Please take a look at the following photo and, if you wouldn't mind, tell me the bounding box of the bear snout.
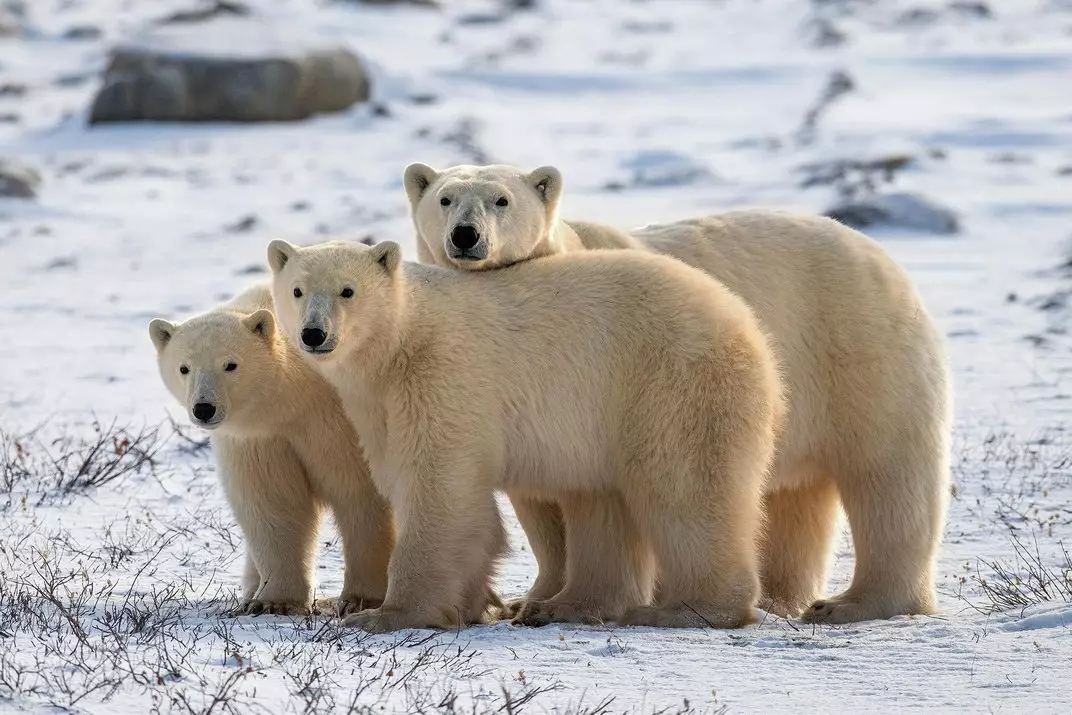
[301,327,328,349]
[192,402,217,423]
[449,225,487,261]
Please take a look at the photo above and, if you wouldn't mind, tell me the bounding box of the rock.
[63,25,103,40]
[621,149,715,189]
[158,1,250,24]
[337,0,439,7]
[825,192,959,234]
[89,18,370,124]
[225,214,259,233]
[0,159,41,198]
[804,16,846,47]
[949,1,991,18]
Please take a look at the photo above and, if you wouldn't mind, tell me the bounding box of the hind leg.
[503,495,566,617]
[802,447,947,624]
[759,477,841,618]
[513,492,654,626]
[618,470,762,629]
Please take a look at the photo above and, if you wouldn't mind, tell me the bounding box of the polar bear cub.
[149,284,395,616]
[405,162,952,626]
[267,239,782,633]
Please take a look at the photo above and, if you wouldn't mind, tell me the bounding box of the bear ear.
[243,309,275,341]
[267,240,299,274]
[369,241,402,275]
[148,319,177,352]
[403,163,439,206]
[524,166,563,209]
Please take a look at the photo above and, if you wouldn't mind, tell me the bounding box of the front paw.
[334,594,385,617]
[511,599,609,627]
[228,598,312,617]
[342,607,449,633]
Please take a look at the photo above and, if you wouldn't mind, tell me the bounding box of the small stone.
[825,192,959,234]
[225,214,259,233]
[949,1,991,18]
[0,159,41,198]
[621,149,715,189]
[158,1,250,24]
[63,25,103,40]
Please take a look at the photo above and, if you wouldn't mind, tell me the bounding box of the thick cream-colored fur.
[149,285,395,616]
[406,163,952,625]
[268,239,782,633]
[405,163,651,622]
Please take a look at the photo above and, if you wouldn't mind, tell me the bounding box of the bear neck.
[544,219,586,255]
[337,270,413,387]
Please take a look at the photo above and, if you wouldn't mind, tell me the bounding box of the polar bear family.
[150,162,951,632]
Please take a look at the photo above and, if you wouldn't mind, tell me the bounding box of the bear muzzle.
[299,325,338,354]
[191,401,224,428]
[448,224,488,262]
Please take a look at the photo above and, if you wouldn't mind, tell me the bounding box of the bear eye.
[225,362,238,372]
[293,287,303,298]
[340,287,354,299]
[495,197,508,207]
[179,365,189,375]
[440,197,451,207]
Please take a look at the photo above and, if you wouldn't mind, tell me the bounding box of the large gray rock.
[89,19,370,124]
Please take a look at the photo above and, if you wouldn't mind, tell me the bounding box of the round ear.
[403,163,439,206]
[267,240,299,274]
[148,319,177,352]
[369,241,402,275]
[524,166,563,210]
[243,309,275,341]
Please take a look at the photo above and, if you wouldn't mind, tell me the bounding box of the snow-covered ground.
[2,0,1072,712]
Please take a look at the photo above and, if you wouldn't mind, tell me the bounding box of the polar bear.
[149,284,395,616]
[267,239,782,633]
[404,162,952,626]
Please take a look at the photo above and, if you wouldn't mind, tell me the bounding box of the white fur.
[268,239,782,632]
[407,162,952,625]
[149,285,395,616]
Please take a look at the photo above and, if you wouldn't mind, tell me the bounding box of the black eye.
[496,197,508,207]
[340,287,354,299]
[179,365,189,375]
[293,287,303,298]
[225,362,238,372]
[440,197,451,207]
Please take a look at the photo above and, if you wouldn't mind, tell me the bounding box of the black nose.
[450,225,480,250]
[301,327,327,348]
[192,402,216,422]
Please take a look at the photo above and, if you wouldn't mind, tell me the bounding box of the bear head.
[149,306,278,432]
[403,162,563,271]
[268,239,403,364]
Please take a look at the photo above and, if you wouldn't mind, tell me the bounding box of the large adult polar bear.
[267,239,782,632]
[404,162,952,625]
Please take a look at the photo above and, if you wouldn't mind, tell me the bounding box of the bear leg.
[802,445,947,624]
[759,477,840,618]
[513,491,653,626]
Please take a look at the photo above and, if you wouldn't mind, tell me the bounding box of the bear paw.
[334,594,385,617]
[511,599,610,627]
[228,599,312,617]
[801,591,932,624]
[342,607,444,633]
[618,605,755,629]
